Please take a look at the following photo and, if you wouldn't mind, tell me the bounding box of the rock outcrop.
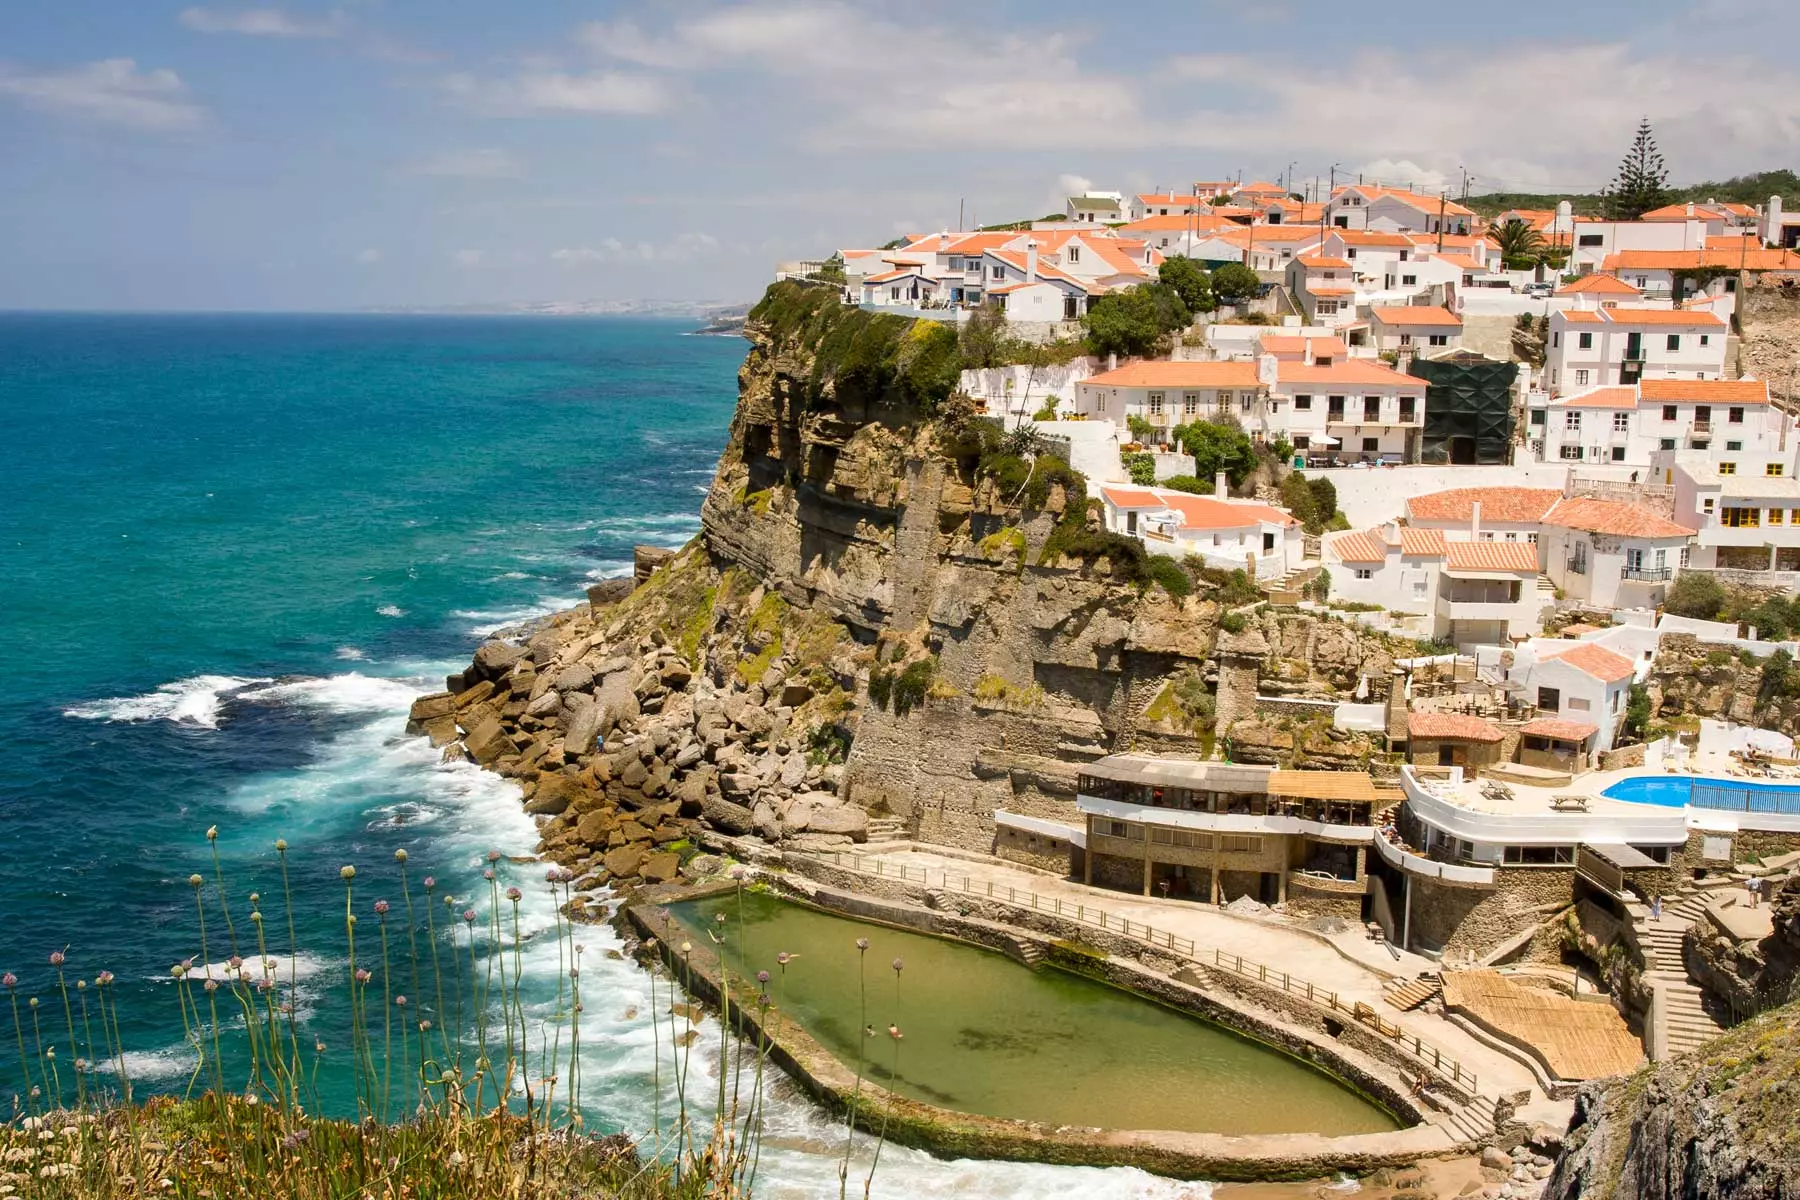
[1545,997,1800,1200]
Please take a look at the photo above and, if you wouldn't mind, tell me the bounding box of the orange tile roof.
[1076,237,1158,277]
[1604,248,1800,271]
[1399,527,1449,556]
[1160,493,1296,529]
[864,268,932,284]
[1638,378,1769,404]
[941,232,1025,256]
[1639,202,1755,222]
[1553,387,1640,409]
[1296,255,1352,268]
[1407,487,1563,523]
[1257,334,1348,356]
[1544,641,1636,684]
[1370,305,1463,327]
[1542,497,1696,540]
[1331,229,1416,247]
[989,281,1056,294]
[1599,308,1726,327]
[1519,717,1599,742]
[1557,274,1641,296]
[1409,711,1506,743]
[1560,310,1606,324]
[1082,361,1264,388]
[1137,193,1205,207]
[1099,486,1166,509]
[985,249,1087,289]
[1306,286,1355,295]
[1329,529,1389,563]
[1433,253,1484,271]
[1444,541,1540,571]
[1336,185,1476,218]
[1275,359,1425,387]
[1119,214,1231,234]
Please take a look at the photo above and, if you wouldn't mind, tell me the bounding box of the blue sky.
[2,1,1796,310]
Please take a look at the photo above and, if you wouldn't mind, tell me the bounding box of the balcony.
[1565,557,1588,575]
[1435,592,1525,623]
[1693,419,1712,433]
[1621,566,1672,582]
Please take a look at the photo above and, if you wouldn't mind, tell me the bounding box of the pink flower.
[395,995,407,1007]
[487,850,501,863]
[95,971,113,987]
[373,900,390,916]
[463,909,477,924]
[422,877,435,891]
[506,887,522,902]
[354,968,371,984]
[2,973,16,988]
[49,952,64,968]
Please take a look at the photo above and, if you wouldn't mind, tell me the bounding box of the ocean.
[0,313,1201,1198]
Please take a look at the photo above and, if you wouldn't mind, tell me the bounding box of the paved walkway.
[842,845,1564,1118]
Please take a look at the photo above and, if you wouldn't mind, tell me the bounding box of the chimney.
[1382,520,1399,544]
[1215,470,1229,498]
[1470,500,1482,541]
[1107,351,1118,371]
[1026,239,1038,283]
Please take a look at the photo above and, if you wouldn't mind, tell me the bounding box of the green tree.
[1307,476,1338,526]
[1280,471,1319,528]
[1210,263,1262,306]
[1123,452,1157,485]
[1158,256,1214,314]
[1490,219,1545,269]
[1172,420,1257,488]
[1126,414,1155,444]
[1082,283,1192,358]
[1159,474,1211,494]
[1309,567,1332,604]
[814,253,846,284]
[1622,682,1653,742]
[1604,118,1671,221]
[1664,571,1726,620]
[957,303,1009,368]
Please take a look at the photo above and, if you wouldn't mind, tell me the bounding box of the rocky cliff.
[1545,995,1800,1200]
[1649,633,1800,736]
[408,283,1409,885]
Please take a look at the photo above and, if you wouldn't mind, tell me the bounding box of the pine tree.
[1605,118,1671,220]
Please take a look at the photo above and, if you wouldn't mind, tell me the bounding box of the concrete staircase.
[1441,1093,1500,1146]
[1638,888,1732,1059]
[864,816,908,845]
[1011,938,1046,968]
[1385,974,1443,1012]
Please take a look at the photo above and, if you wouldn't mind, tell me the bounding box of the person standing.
[1651,894,1663,921]
[1748,876,1762,909]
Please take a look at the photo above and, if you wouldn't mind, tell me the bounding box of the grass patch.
[971,674,1046,710]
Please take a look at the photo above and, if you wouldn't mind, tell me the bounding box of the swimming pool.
[1604,775,1800,816]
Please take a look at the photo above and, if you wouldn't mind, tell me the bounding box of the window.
[1578,332,1593,349]
[1565,412,1582,430]
[1402,274,1417,285]
[1729,406,1745,423]
[1694,441,1710,451]
[1659,438,1676,450]
[1429,334,1448,346]
[1503,846,1574,865]
[1148,391,1164,415]
[1346,247,1357,258]
[1560,445,1584,460]
[1722,506,1760,527]
[1611,446,1626,462]
[1579,233,1604,247]
[1663,405,1678,421]
[1067,246,1080,263]
[1530,410,1546,426]
[1719,462,1737,475]
[1667,334,1681,351]
[1553,332,1561,348]
[1727,441,1743,452]
[1537,686,1560,711]
[1293,436,1310,450]
[1354,568,1372,580]
[1317,299,1339,315]
[1399,333,1413,347]
[1219,834,1263,854]
[1701,334,1711,346]
[1364,397,1380,421]
[1215,390,1232,411]
[1569,697,1591,712]
[1613,412,1630,432]
[1702,498,1715,515]
[1294,394,1313,411]
[1770,508,1785,525]
[991,265,1004,279]
[1362,437,1379,452]
[1773,464,1788,477]
[1575,369,1590,386]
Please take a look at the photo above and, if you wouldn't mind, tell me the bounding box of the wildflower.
[395,995,406,1007]
[28,998,37,1009]
[248,893,259,903]
[243,1092,259,1106]
[373,900,390,916]
[48,952,63,968]
[756,970,770,984]
[229,956,243,970]
[394,848,408,863]
[487,850,501,863]
[679,942,692,955]
[856,938,869,952]
[340,866,355,880]
[506,887,522,902]
[204,980,218,993]
[250,911,263,923]
[188,874,204,888]
[2,973,16,989]
[483,869,495,881]
[313,1041,326,1054]
[419,1020,431,1032]
[95,971,113,987]
[206,826,218,841]
[893,958,904,974]
[462,909,476,924]
[715,912,727,924]
[274,839,288,852]
[354,969,371,984]
[775,951,792,967]
[423,877,435,891]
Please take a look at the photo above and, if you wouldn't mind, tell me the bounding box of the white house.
[1129,192,1211,221]
[1537,496,1695,611]
[1067,191,1126,224]
[1566,219,1713,275]
[1669,451,1800,575]
[1262,357,1429,463]
[1073,361,1268,442]
[1099,485,1302,578]
[859,268,942,308]
[1404,486,1563,543]
[1367,306,1464,355]
[1555,273,1643,310]
[1504,639,1639,753]
[1598,247,1800,300]
[1544,306,1729,392]
[1323,524,1544,648]
[1116,213,1235,256]
[1529,378,1784,468]
[1325,185,1474,235]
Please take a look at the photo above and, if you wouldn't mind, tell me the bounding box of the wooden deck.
[1442,969,1643,1081]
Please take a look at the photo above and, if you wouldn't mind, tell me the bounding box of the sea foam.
[64,675,275,729]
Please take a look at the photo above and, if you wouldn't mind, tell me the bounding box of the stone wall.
[992,825,1077,875]
[1596,742,1646,772]
[1408,868,1573,959]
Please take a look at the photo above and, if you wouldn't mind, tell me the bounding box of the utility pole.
[958,198,965,231]
[1437,193,1447,254]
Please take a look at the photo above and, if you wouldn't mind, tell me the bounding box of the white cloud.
[0,59,205,131]
[442,69,673,116]
[453,249,484,267]
[551,233,720,264]
[355,248,382,264]
[178,7,347,38]
[406,148,523,179]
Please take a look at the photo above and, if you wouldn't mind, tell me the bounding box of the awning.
[1443,567,1532,580]
[1519,717,1599,742]
[1308,434,1340,446]
[1584,843,1663,870]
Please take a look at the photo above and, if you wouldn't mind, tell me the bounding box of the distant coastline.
[358,299,749,319]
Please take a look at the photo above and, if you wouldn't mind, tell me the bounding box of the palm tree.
[1490,219,1545,267]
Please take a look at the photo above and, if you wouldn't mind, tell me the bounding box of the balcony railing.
[1621,566,1672,582]
[1565,557,1588,575]
[1693,420,1712,432]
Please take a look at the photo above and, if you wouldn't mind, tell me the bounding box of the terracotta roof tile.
[1544,641,1636,684]
[1275,360,1424,387]
[1560,310,1605,324]
[1557,274,1641,296]
[1399,528,1448,556]
[1370,305,1463,327]
[1099,486,1165,509]
[1328,529,1389,564]
[1542,497,1695,539]
[1406,487,1563,524]
[1599,308,1726,327]
[1408,711,1506,743]
[1159,493,1297,529]
[1519,717,1599,741]
[1444,541,1540,571]
[1554,387,1640,409]
[1330,229,1416,247]
[1638,378,1769,404]
[1296,255,1352,268]
[1603,248,1800,271]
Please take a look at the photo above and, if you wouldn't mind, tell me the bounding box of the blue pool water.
[1604,775,1800,814]
[1601,776,1698,808]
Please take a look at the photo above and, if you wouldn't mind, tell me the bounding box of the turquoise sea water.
[0,314,1204,1199]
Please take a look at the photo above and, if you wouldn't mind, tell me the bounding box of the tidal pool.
[667,891,1402,1137]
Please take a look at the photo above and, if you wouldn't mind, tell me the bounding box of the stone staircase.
[864,816,908,845]
[1011,938,1046,968]
[1637,888,1732,1059]
[1385,974,1443,1012]
[1263,562,1319,603]
[1440,1093,1500,1146]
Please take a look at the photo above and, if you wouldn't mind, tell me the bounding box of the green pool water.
[666,891,1402,1137]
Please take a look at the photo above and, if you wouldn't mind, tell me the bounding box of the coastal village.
[409,138,1800,1199]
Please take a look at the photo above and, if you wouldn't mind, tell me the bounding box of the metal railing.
[1621,566,1673,581]
[1212,951,1479,1092]
[1565,557,1588,575]
[813,850,1196,955]
[808,849,1480,1094]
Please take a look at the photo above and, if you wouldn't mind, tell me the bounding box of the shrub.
[1146,554,1192,598]
[892,657,937,715]
[1308,567,1331,603]
[1160,474,1212,494]
[1126,414,1156,444]
[1171,420,1257,488]
[1623,682,1653,741]
[867,664,894,709]
[1123,451,1157,485]
[1031,396,1060,421]
[1220,612,1247,634]
[1210,262,1262,305]
[1082,282,1192,358]
[1665,572,1727,620]
[1197,566,1261,607]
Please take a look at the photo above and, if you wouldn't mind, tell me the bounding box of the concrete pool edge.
[621,879,1480,1182]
